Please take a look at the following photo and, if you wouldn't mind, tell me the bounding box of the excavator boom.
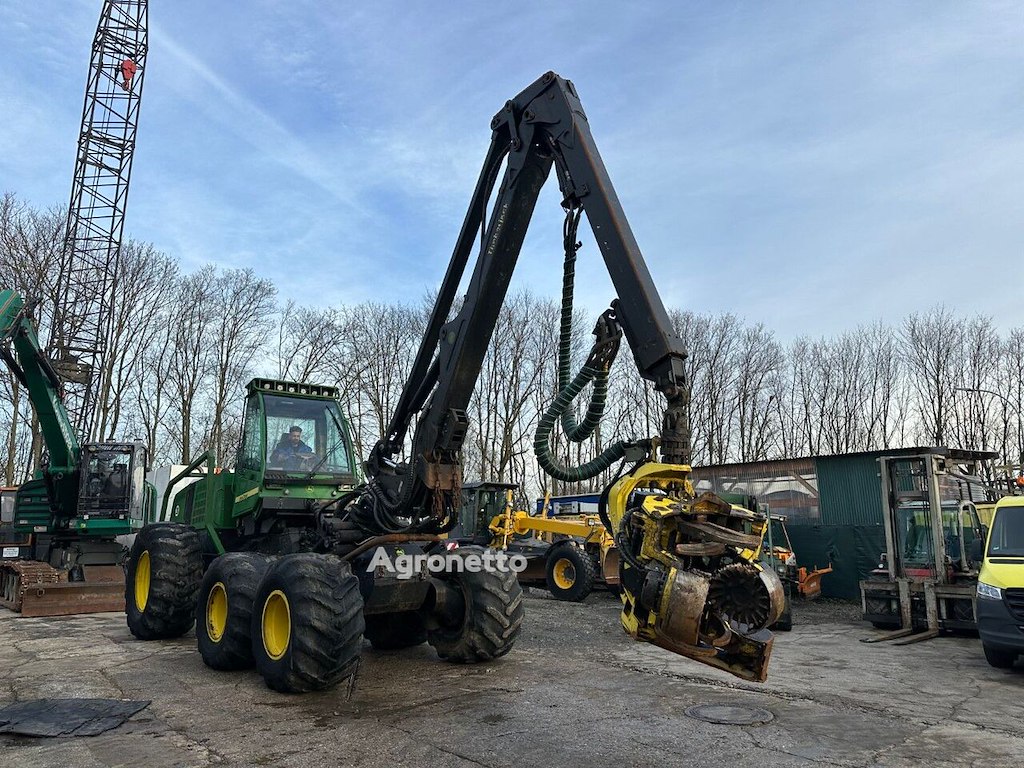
[0,290,152,616]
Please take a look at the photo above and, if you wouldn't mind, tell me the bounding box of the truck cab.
[76,442,151,524]
[975,496,1024,668]
[9,442,153,541]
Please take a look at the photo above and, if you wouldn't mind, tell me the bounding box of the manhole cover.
[684,704,774,726]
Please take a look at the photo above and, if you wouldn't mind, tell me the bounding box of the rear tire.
[865,595,898,629]
[126,523,203,640]
[427,547,523,662]
[251,553,364,693]
[545,542,597,602]
[196,553,271,670]
[364,611,427,650]
[983,643,1017,669]
[773,591,793,631]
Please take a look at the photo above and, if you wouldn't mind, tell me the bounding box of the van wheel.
[983,643,1017,669]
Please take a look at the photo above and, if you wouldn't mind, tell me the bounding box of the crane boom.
[0,292,80,514]
[51,0,149,440]
[362,72,689,526]
[350,72,783,681]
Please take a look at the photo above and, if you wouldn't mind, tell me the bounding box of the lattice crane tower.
[51,0,148,440]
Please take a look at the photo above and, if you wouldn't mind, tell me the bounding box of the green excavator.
[0,290,154,616]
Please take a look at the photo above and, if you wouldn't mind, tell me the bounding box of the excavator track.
[0,561,124,617]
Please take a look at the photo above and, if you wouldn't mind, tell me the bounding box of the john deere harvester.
[128,71,787,694]
[127,378,522,693]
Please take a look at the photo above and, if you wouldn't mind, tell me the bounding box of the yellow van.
[975,496,1024,668]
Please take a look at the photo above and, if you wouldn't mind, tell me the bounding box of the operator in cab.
[269,425,316,470]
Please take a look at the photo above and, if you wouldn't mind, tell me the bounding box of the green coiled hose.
[534,204,627,483]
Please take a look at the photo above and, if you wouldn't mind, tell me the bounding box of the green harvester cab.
[165,378,361,557]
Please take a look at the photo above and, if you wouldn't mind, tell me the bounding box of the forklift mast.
[360,72,689,531]
[879,453,987,582]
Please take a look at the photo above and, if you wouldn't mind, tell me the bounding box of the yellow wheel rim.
[262,589,291,660]
[134,550,151,612]
[206,582,228,642]
[552,558,576,590]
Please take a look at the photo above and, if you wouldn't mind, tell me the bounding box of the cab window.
[262,394,353,475]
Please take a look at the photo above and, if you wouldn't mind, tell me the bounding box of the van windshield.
[988,506,1024,558]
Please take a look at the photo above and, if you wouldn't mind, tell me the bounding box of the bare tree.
[1001,327,1024,466]
[165,266,217,462]
[272,301,347,383]
[208,269,277,466]
[465,290,550,485]
[902,306,964,445]
[731,323,782,462]
[94,241,179,442]
[330,301,425,460]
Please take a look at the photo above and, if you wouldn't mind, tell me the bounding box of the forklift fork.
[861,579,940,644]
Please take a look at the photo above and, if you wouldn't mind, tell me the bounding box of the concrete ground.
[1,592,1021,768]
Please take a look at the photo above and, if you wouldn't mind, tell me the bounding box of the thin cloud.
[150,25,372,218]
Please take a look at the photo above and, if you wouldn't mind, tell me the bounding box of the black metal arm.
[358,72,689,531]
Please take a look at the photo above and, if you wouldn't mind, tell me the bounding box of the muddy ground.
[1,590,1021,767]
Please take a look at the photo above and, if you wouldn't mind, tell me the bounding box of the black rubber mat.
[0,698,150,737]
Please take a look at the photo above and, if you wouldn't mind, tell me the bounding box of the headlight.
[977,581,1002,600]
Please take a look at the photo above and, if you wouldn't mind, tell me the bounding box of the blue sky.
[1,1,1022,340]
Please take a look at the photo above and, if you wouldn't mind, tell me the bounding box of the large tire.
[251,553,364,694]
[773,590,793,632]
[545,542,597,602]
[364,611,428,651]
[196,553,271,670]
[126,523,203,640]
[427,547,524,663]
[983,643,1017,669]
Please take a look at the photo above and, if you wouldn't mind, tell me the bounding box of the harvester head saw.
[605,462,785,682]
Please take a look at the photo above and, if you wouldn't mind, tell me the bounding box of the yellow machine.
[488,493,619,600]
[488,464,786,681]
[604,462,785,682]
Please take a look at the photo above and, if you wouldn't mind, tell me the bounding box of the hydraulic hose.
[533,203,628,483]
[557,206,608,442]
[534,363,628,482]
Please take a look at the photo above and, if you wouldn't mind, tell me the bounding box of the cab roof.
[247,377,338,400]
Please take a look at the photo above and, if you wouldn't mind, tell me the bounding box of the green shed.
[690,447,996,599]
